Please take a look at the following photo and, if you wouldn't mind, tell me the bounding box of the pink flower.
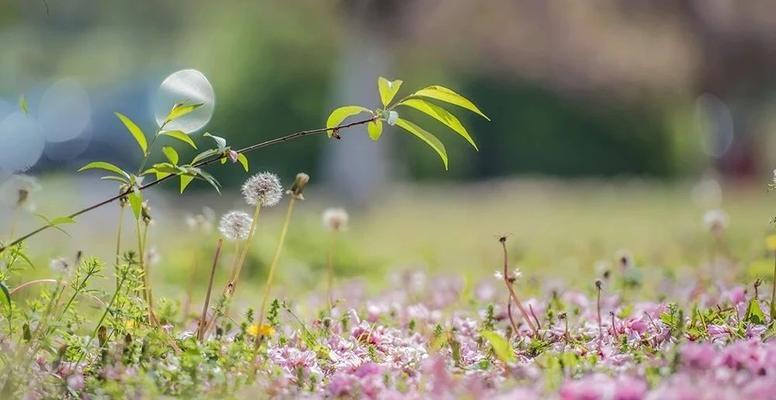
[680,342,716,370]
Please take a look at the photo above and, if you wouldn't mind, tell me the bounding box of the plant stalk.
[198,238,223,341]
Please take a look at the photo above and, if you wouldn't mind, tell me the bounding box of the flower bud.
[287,172,310,200]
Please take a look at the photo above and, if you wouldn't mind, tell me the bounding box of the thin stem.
[499,238,538,336]
[0,117,376,253]
[7,207,20,241]
[114,205,125,288]
[596,280,603,340]
[8,279,58,296]
[257,197,297,331]
[326,233,337,309]
[770,251,776,319]
[230,205,262,294]
[198,238,223,341]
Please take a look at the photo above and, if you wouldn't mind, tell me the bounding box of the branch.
[0,117,376,252]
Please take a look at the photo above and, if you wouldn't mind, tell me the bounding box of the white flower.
[49,257,70,274]
[494,268,521,281]
[322,208,349,232]
[386,111,399,126]
[218,211,253,240]
[1,174,41,210]
[703,209,728,234]
[241,172,283,207]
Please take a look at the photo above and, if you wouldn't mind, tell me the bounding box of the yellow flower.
[766,234,776,252]
[247,324,275,337]
[124,320,136,330]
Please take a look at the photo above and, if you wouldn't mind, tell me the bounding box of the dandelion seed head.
[242,172,283,207]
[703,209,728,234]
[218,211,253,240]
[49,257,70,274]
[323,207,349,232]
[287,172,310,200]
[1,174,41,209]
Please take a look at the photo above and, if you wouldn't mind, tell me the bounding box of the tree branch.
[0,116,376,252]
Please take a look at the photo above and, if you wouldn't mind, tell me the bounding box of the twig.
[197,238,223,341]
[0,117,376,252]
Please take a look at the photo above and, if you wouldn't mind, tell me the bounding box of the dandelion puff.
[322,208,349,232]
[703,209,728,234]
[241,172,283,207]
[218,211,253,241]
[1,174,41,210]
[49,257,70,274]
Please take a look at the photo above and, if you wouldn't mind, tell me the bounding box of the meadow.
[1,172,775,399]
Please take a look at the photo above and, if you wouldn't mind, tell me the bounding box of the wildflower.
[766,234,776,252]
[286,172,310,200]
[241,172,283,207]
[703,209,728,235]
[218,211,252,241]
[322,207,349,232]
[247,323,275,337]
[386,110,399,126]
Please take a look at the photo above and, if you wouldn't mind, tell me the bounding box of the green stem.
[197,238,223,341]
[326,233,337,309]
[770,252,776,319]
[257,197,296,332]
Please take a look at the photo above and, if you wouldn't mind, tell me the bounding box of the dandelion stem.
[770,251,776,319]
[257,197,297,331]
[198,238,223,341]
[326,233,337,309]
[0,117,376,253]
[136,219,157,325]
[114,205,125,289]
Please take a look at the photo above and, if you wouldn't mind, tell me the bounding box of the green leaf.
[395,118,448,170]
[100,176,130,184]
[398,98,478,150]
[162,146,179,165]
[115,112,148,155]
[195,169,221,194]
[412,85,490,120]
[745,298,766,324]
[481,330,515,363]
[0,281,11,310]
[78,161,131,180]
[18,95,28,114]
[128,189,143,220]
[367,119,383,141]
[191,148,220,165]
[180,175,195,193]
[160,130,198,149]
[236,153,249,172]
[164,103,203,125]
[378,77,403,106]
[203,132,227,151]
[326,106,371,137]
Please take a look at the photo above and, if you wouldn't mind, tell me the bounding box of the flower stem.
[326,233,337,309]
[499,238,538,336]
[770,251,776,319]
[257,197,297,330]
[198,238,223,341]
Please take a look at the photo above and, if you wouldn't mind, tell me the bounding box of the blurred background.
[1,0,776,297]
